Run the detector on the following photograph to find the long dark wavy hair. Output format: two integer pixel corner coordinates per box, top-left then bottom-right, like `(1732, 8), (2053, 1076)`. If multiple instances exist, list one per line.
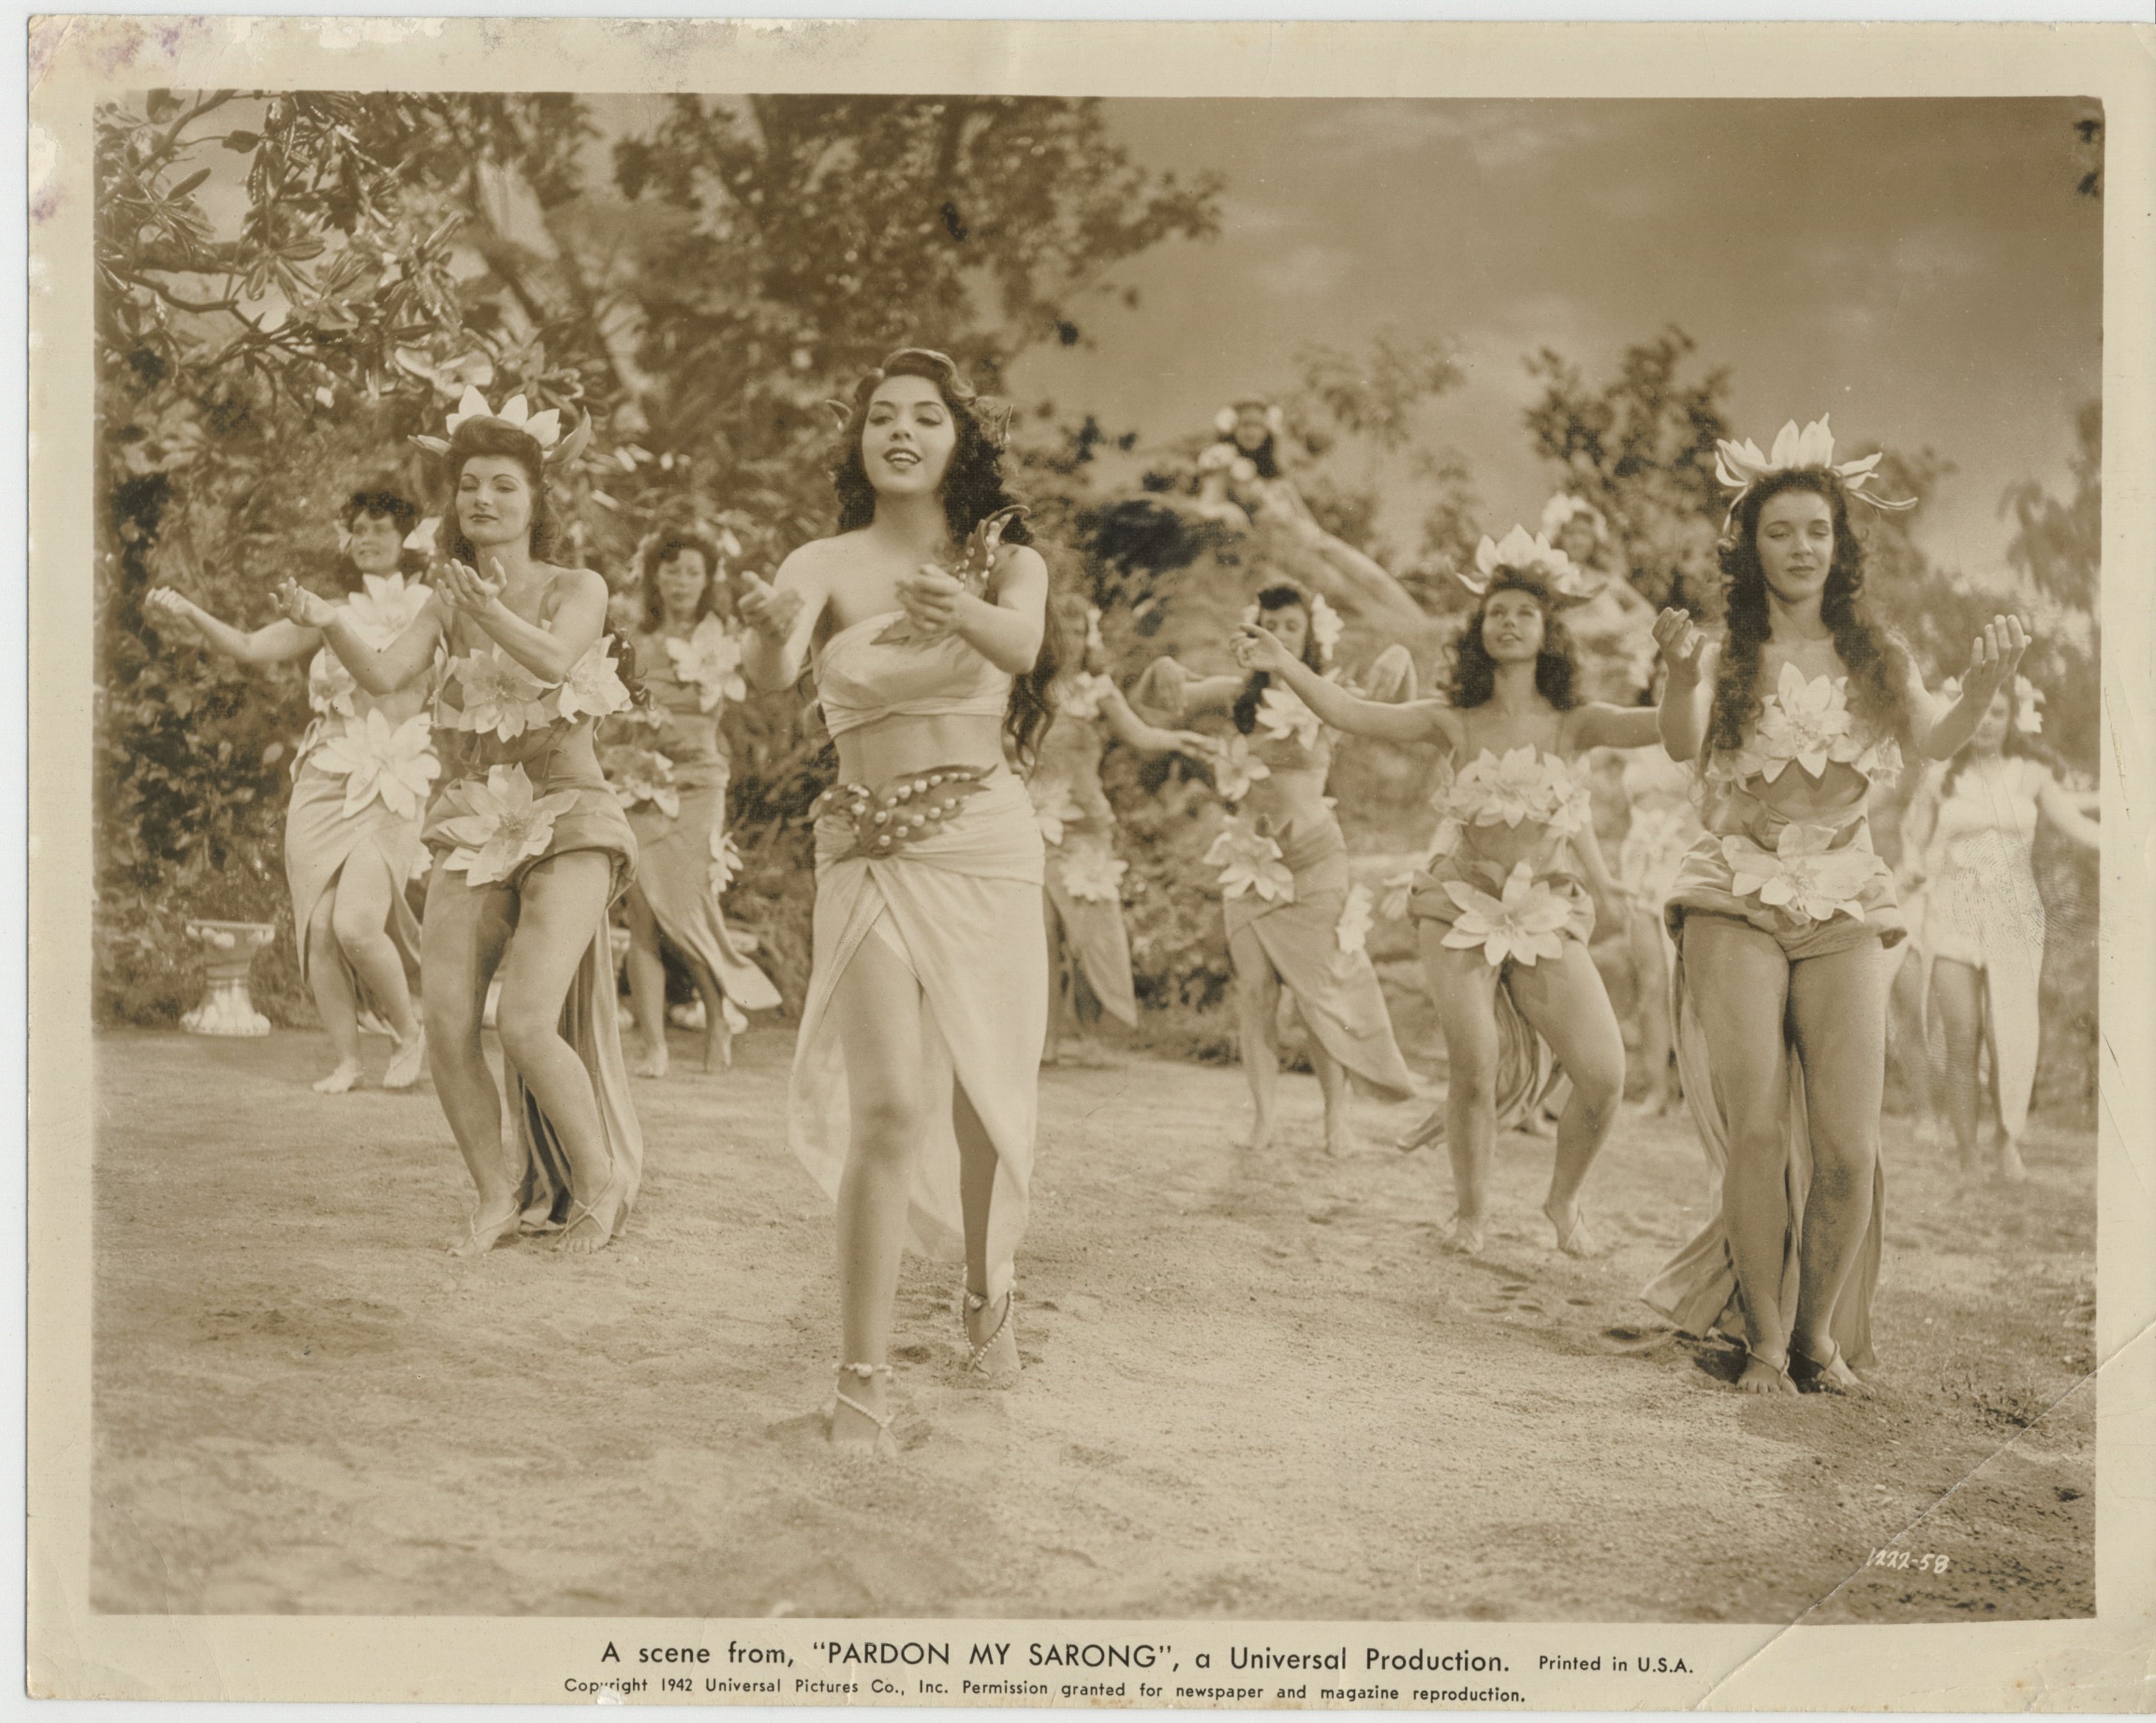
(830, 348), (1061, 762)
(435, 415), (642, 705)
(337, 485), (424, 590)
(637, 525), (728, 634)
(1234, 583), (1326, 734)
(1446, 572), (1579, 711)
(1707, 468), (1913, 756)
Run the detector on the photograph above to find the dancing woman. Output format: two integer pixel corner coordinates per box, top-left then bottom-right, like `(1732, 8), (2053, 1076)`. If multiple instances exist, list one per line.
(278, 398), (644, 1257)
(736, 348), (1058, 1454)
(606, 524), (781, 1077)
(1237, 529), (1662, 1253)
(1913, 675), (2096, 1180)
(1142, 584), (1418, 1156)
(1642, 417), (2028, 1394)
(145, 488), (435, 1094)
(1031, 589), (1215, 1063)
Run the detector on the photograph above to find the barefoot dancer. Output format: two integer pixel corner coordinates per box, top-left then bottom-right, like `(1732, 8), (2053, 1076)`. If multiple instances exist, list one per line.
(280, 398), (643, 1257)
(1916, 674), (2096, 1181)
(1031, 589), (1215, 1063)
(1143, 584), (1418, 1156)
(1243, 530), (1662, 1253)
(605, 523), (781, 1077)
(145, 489), (435, 1094)
(739, 349), (1059, 1454)
(1641, 417), (2029, 1394)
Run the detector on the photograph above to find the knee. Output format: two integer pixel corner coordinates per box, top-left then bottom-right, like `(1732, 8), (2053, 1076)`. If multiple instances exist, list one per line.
(495, 1000), (563, 1069)
(1446, 1052), (1497, 1110)
(329, 893), (384, 953)
(851, 1080), (927, 1157)
(1570, 1054), (1623, 1125)
(1808, 1119), (1879, 1192)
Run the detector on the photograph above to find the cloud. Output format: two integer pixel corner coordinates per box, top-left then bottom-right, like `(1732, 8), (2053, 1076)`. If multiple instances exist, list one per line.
(1252, 243), (1356, 298)
(1299, 101), (1612, 174)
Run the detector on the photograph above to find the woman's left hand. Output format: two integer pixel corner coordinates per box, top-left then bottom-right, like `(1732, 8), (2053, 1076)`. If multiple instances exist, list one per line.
(1960, 613), (2030, 703)
(438, 556), (507, 615)
(896, 563), (965, 636)
(1232, 622), (1293, 675)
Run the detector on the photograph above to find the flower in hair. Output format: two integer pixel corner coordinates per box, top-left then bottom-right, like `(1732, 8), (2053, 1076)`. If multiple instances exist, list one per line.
(1456, 525), (1603, 605)
(1538, 494), (1608, 544)
(1713, 416), (1916, 513)
(1308, 593), (1343, 664)
(413, 386), (592, 465)
(2013, 674), (2045, 735)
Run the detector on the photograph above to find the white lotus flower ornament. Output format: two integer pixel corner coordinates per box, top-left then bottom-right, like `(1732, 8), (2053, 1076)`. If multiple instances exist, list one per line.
(1713, 416), (1916, 514)
(2013, 674), (2045, 735)
(412, 386), (593, 466)
(1456, 525), (1603, 606)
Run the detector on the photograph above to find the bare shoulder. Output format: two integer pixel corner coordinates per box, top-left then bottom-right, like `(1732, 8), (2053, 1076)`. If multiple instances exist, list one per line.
(542, 563), (610, 604)
(773, 533), (847, 589)
(990, 541), (1048, 598)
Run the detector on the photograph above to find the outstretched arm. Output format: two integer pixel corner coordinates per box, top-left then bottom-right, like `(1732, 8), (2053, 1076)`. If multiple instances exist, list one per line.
(1232, 624), (1452, 749)
(1096, 682), (1219, 760)
(145, 588), (319, 665)
(2036, 771), (2101, 849)
(1571, 702), (1665, 752)
(277, 579), (446, 696)
(438, 558), (608, 683)
(1652, 608), (1714, 762)
(737, 552), (824, 693)
(1130, 657), (1243, 719)
(1909, 615), (2031, 760)
(899, 544), (1047, 677)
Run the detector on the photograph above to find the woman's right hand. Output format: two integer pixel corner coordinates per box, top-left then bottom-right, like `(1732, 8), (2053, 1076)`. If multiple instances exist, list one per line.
(143, 588), (202, 643)
(1231, 622), (1295, 676)
(736, 571), (802, 644)
(1652, 607), (1706, 683)
(273, 578), (338, 630)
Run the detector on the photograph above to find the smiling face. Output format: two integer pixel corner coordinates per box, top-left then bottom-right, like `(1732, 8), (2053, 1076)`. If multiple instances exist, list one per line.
(346, 509), (405, 576)
(1258, 601), (1310, 661)
(654, 548), (712, 626)
(1231, 404), (1271, 453)
(861, 374), (958, 502)
(1754, 487), (1836, 605)
(456, 456), (535, 551)
(1973, 686), (2013, 754)
(1556, 516), (1601, 571)
(1480, 587), (1548, 663)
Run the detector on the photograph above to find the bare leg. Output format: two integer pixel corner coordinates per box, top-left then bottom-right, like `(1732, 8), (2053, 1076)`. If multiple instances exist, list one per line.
(1508, 938), (1627, 1256)
(1627, 907), (1676, 1113)
(623, 886), (669, 1078)
(1310, 1036), (1356, 1156)
(305, 889), (365, 1092)
(492, 852), (623, 1254)
(420, 860), (518, 1252)
(1787, 937), (1890, 1391)
(693, 967), (733, 1073)
(328, 841), (424, 1087)
(1041, 891), (1071, 1066)
(1227, 924), (1281, 1151)
(1930, 957), (1984, 1170)
(953, 1083), (1020, 1377)
(1420, 928), (1505, 1254)
(825, 923), (928, 1447)
(1680, 917), (1800, 1395)
(1975, 971), (2026, 1181)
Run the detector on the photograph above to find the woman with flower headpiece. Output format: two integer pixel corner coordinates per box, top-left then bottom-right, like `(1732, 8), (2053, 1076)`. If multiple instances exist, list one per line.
(1905, 673), (2096, 1181)
(604, 520), (781, 1078)
(736, 348), (1061, 1456)
(1642, 416), (2030, 1396)
(276, 390), (646, 1259)
(145, 486), (437, 1096)
(1031, 585), (1217, 1065)
(1138, 583), (1419, 1156)
(1237, 532), (1663, 1252)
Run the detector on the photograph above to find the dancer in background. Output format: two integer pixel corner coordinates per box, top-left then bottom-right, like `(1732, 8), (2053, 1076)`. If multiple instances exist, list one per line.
(145, 487), (436, 1094)
(1914, 674), (2097, 1180)
(606, 523), (781, 1077)
(1643, 417), (2027, 1394)
(1031, 589), (1217, 1063)
(1614, 663), (1702, 1115)
(1241, 530), (1662, 1254)
(740, 348), (1058, 1455)
(1142, 584), (1419, 1156)
(280, 398), (644, 1257)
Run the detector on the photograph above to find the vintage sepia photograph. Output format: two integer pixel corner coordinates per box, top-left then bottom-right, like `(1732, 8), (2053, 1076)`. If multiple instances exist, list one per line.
(27, 14), (2156, 1710)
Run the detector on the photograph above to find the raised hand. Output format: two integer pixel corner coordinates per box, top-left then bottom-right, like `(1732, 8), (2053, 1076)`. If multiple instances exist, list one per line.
(1166, 729), (1222, 762)
(1960, 614), (2030, 704)
(143, 588), (202, 643)
(273, 577), (338, 630)
(1653, 606), (1707, 680)
(438, 556), (506, 614)
(736, 570), (803, 644)
(895, 563), (965, 637)
(1232, 622), (1295, 676)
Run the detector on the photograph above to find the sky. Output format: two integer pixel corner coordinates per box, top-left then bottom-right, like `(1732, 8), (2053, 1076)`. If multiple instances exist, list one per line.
(1009, 98), (2103, 590)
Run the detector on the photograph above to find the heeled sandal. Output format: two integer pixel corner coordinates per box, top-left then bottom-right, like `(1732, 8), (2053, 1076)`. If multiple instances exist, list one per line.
(830, 1363), (897, 1456)
(961, 1285), (1017, 1377)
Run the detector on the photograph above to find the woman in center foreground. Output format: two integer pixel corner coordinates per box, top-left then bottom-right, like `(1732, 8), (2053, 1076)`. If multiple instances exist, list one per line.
(739, 349), (1057, 1456)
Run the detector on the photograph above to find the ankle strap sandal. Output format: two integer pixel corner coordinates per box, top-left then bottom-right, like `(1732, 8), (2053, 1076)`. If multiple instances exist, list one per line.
(961, 1286), (1014, 1375)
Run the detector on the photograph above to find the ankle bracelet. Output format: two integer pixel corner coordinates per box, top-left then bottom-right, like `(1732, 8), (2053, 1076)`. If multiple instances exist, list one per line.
(834, 1362), (894, 1380)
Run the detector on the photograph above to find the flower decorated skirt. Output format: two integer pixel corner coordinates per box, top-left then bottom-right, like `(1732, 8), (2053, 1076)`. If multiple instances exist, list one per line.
(625, 769), (780, 1016)
(789, 773), (1047, 1306)
(1222, 815), (1417, 1103)
(1663, 825), (1903, 962)
(1043, 823), (1138, 1029)
(284, 754), (425, 999)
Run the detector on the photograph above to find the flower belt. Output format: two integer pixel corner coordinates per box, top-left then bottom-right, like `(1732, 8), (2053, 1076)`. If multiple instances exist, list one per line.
(810, 764), (997, 862)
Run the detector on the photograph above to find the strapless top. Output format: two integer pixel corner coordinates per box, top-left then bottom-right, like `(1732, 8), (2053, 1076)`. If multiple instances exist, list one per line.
(1245, 682), (1331, 775)
(1435, 746), (1592, 839)
(1705, 662), (1902, 794)
(816, 610), (1009, 740)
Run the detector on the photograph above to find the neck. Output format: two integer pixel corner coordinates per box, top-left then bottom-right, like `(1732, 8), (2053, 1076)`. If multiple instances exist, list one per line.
(1488, 657), (1542, 710)
(477, 539), (537, 585)
(660, 608), (698, 634)
(869, 492), (951, 557)
(1766, 589), (1831, 643)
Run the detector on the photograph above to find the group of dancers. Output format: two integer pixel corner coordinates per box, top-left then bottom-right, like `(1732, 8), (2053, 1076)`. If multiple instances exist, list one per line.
(145, 348), (2093, 1448)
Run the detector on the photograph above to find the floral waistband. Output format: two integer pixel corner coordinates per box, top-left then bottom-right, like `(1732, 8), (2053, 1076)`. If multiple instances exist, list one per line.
(810, 764), (998, 863)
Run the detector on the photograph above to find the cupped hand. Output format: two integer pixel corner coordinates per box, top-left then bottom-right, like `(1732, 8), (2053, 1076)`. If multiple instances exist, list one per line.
(736, 571), (804, 644)
(1652, 606), (1706, 678)
(143, 588), (201, 641)
(438, 556), (506, 614)
(273, 577), (338, 630)
(1232, 622), (1293, 675)
(896, 563), (965, 635)
(1961, 613), (2030, 702)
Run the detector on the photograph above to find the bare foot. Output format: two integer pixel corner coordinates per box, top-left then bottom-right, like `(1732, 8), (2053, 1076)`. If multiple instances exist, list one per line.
(1324, 1115), (1360, 1158)
(962, 1288), (1021, 1382)
(829, 1370), (898, 1457)
(556, 1179), (625, 1256)
(1543, 1196), (1602, 1258)
(1737, 1351), (1798, 1396)
(383, 1027), (426, 1090)
(703, 1022), (733, 1073)
(1515, 1111), (1552, 1140)
(312, 1059), (363, 1095)
(1236, 1115), (1276, 1153)
(448, 1197), (521, 1257)
(1790, 1342), (1873, 1397)
(631, 1038), (668, 1080)
(1994, 1138), (2029, 1183)
(1439, 1214), (1487, 1257)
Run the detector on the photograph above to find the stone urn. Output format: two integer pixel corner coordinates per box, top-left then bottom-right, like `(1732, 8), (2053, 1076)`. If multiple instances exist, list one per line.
(180, 919), (277, 1037)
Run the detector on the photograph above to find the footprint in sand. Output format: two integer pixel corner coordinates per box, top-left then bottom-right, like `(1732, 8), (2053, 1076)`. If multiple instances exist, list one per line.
(1475, 1280), (1549, 1321)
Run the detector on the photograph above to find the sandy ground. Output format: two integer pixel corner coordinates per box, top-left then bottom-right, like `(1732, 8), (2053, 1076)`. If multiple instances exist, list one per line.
(92, 1023), (2093, 1623)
